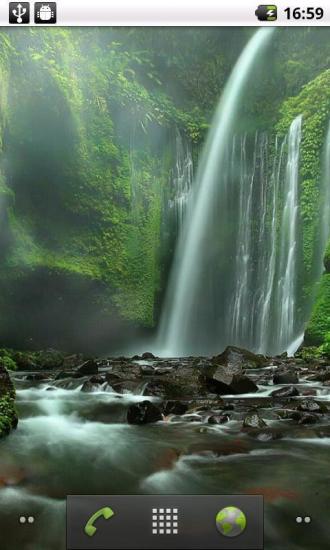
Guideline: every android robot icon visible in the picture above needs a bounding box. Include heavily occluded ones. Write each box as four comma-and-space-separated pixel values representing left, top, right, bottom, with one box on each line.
35, 2, 57, 24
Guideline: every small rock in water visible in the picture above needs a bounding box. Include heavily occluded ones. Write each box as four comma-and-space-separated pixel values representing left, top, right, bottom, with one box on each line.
297, 400, 327, 414
208, 414, 230, 425
163, 400, 188, 416
81, 380, 95, 393
271, 386, 299, 398
243, 410, 267, 429
248, 428, 283, 441
273, 371, 299, 385
127, 400, 162, 424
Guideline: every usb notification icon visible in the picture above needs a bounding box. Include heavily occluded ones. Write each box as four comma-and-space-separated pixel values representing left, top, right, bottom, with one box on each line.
255, 5, 277, 21
9, 2, 30, 24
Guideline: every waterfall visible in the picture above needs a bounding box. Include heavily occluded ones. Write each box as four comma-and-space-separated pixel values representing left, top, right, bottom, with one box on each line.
169, 130, 193, 233
276, 116, 302, 352
157, 28, 275, 356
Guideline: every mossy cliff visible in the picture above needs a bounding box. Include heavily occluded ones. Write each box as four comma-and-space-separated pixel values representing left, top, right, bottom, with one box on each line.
276, 69, 330, 345
305, 243, 330, 346
0, 360, 17, 438
0, 29, 204, 352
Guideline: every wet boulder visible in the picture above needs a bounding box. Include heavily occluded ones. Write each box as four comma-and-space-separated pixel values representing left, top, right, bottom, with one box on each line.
230, 374, 258, 394
211, 346, 266, 370
271, 385, 299, 398
208, 414, 230, 425
273, 370, 299, 385
77, 359, 98, 376
297, 400, 327, 414
127, 400, 162, 424
163, 400, 189, 416
203, 365, 257, 395
298, 413, 318, 425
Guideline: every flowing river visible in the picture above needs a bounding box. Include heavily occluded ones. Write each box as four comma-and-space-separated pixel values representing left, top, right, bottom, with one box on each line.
0, 361, 329, 550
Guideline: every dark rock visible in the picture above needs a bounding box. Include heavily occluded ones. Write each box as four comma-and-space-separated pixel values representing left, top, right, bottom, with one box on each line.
127, 401, 162, 424
230, 374, 258, 394
111, 380, 139, 394
203, 364, 257, 395
163, 401, 188, 416
301, 389, 317, 396
184, 414, 202, 422
298, 413, 318, 425
25, 373, 48, 382
105, 373, 122, 385
208, 414, 230, 425
154, 367, 173, 375
273, 370, 299, 385
297, 400, 327, 414
186, 399, 225, 413
142, 379, 184, 399
89, 375, 104, 384
243, 410, 267, 429
212, 346, 266, 370
141, 352, 156, 360
306, 369, 330, 382
271, 386, 299, 398
139, 365, 155, 376
77, 360, 98, 376
81, 381, 95, 392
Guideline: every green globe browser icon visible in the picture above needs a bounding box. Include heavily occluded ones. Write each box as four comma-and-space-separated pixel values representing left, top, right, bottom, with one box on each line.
215, 506, 247, 537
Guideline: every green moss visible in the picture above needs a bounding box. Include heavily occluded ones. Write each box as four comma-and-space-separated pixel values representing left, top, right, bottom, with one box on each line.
305, 273, 330, 345
277, 69, 330, 279
0, 396, 17, 437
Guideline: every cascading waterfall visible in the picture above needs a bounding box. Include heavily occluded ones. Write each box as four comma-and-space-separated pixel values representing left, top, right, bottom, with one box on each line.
276, 116, 302, 352
157, 28, 276, 357
169, 130, 193, 233
157, 28, 330, 359
227, 120, 303, 356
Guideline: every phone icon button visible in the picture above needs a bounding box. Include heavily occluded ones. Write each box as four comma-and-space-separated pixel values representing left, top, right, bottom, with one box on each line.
84, 507, 115, 537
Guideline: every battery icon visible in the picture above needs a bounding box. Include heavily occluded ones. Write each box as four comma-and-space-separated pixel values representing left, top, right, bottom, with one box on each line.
255, 5, 277, 21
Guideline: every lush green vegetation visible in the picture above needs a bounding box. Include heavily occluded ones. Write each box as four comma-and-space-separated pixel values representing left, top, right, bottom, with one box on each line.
0, 27, 330, 354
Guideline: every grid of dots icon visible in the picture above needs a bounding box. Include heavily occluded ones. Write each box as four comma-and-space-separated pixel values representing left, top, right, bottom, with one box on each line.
152, 508, 179, 535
